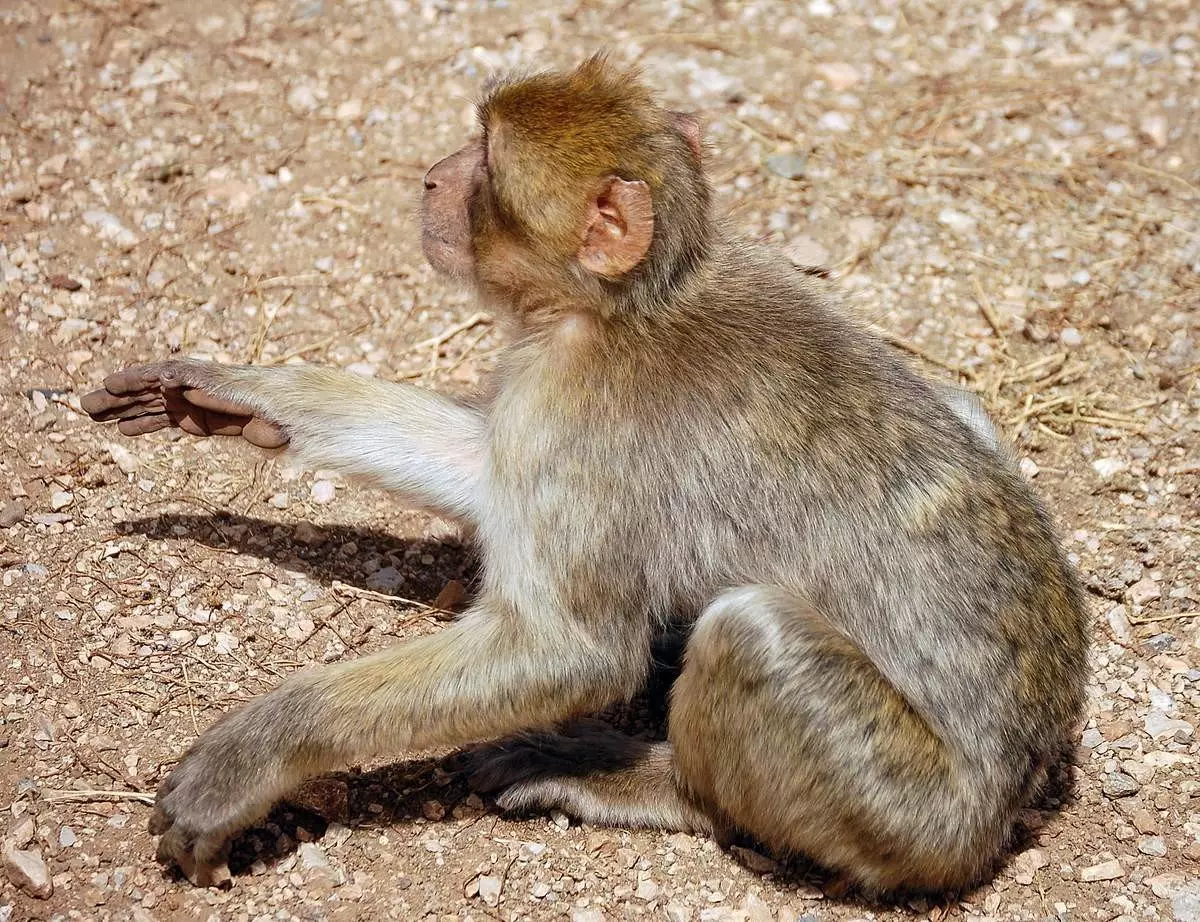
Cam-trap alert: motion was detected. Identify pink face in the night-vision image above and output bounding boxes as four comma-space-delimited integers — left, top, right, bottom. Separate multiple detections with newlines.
420, 139, 486, 279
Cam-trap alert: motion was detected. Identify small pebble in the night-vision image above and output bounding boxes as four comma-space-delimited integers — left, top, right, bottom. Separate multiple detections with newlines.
765, 152, 808, 180
1, 842, 52, 899
816, 61, 861, 90
1138, 836, 1167, 857
297, 842, 328, 870
477, 875, 501, 905
1127, 577, 1161, 606
0, 500, 26, 527
1080, 859, 1124, 882
1102, 771, 1140, 798
310, 480, 336, 504
1106, 604, 1133, 643
1092, 457, 1128, 480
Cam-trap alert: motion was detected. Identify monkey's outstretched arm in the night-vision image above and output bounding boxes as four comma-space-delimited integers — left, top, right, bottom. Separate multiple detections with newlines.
83, 360, 487, 523
150, 602, 645, 886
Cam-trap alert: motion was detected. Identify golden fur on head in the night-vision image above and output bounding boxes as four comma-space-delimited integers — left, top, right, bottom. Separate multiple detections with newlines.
479, 55, 670, 254
473, 55, 712, 318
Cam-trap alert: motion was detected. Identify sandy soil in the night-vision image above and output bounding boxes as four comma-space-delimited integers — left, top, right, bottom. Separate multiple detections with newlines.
1, 0, 1197, 920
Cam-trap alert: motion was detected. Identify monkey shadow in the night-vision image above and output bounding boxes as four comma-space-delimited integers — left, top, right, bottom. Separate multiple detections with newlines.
221, 738, 1079, 900
132, 512, 1081, 904
125, 511, 476, 604
222, 752, 480, 878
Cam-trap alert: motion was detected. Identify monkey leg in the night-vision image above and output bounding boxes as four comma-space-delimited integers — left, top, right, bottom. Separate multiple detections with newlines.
669, 585, 1006, 895
149, 608, 645, 886
83, 359, 487, 522
468, 719, 713, 835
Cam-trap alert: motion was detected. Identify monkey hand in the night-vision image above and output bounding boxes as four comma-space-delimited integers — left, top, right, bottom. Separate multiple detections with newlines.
151, 703, 293, 887
81, 360, 289, 449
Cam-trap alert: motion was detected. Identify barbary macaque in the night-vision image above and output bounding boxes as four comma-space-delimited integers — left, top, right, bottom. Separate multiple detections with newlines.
83, 56, 1087, 894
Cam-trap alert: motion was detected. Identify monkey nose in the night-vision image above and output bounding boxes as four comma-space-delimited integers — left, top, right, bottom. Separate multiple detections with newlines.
423, 172, 438, 191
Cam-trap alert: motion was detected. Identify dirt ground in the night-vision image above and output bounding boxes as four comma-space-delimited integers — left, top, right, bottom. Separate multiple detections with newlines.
1, 0, 1198, 920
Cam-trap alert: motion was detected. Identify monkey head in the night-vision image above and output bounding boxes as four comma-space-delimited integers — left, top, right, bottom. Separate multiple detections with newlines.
421, 55, 710, 316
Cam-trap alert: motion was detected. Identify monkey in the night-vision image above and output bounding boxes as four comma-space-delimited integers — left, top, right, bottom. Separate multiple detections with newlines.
81, 55, 1088, 895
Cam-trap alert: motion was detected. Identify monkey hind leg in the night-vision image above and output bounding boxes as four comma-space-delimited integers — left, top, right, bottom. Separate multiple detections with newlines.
670, 585, 1005, 895
468, 719, 713, 835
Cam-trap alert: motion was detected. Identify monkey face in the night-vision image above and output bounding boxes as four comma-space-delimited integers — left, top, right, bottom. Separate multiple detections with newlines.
421, 139, 485, 279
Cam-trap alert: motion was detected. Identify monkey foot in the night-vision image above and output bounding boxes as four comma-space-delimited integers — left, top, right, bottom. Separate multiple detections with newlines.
467, 721, 710, 834
81, 360, 288, 448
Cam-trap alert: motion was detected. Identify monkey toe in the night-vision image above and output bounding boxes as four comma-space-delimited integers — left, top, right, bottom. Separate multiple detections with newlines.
493, 777, 570, 814
466, 739, 551, 794
155, 822, 232, 889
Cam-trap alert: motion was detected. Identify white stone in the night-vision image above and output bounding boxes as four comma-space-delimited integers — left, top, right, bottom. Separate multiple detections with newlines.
938, 208, 976, 233
1, 841, 52, 898
817, 111, 852, 132
816, 62, 861, 91
1106, 604, 1133, 643
336, 98, 363, 120
49, 491, 73, 511
1092, 457, 1128, 480
310, 480, 336, 504
1080, 859, 1124, 882
287, 84, 319, 113
477, 874, 501, 904
1128, 578, 1161, 606
107, 443, 138, 475
636, 878, 660, 901
81, 210, 137, 248
742, 893, 773, 922
130, 57, 182, 89
1173, 880, 1200, 922
1145, 710, 1194, 740
297, 842, 328, 869
1140, 115, 1168, 148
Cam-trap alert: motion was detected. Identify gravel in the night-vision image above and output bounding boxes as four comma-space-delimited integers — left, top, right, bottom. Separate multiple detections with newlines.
1, 0, 1196, 919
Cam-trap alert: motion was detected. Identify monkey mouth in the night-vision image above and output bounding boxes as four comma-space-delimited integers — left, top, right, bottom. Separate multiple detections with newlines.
421, 231, 471, 278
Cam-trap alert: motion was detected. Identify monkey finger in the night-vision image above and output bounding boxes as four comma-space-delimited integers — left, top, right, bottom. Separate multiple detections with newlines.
174, 410, 249, 438
178, 387, 260, 419
117, 414, 173, 437
242, 418, 290, 449
81, 387, 162, 419
163, 390, 250, 438
101, 365, 164, 396
88, 397, 168, 422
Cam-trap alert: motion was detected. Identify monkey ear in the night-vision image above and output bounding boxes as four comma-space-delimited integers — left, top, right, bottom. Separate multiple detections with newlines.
669, 110, 704, 162
578, 177, 655, 279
